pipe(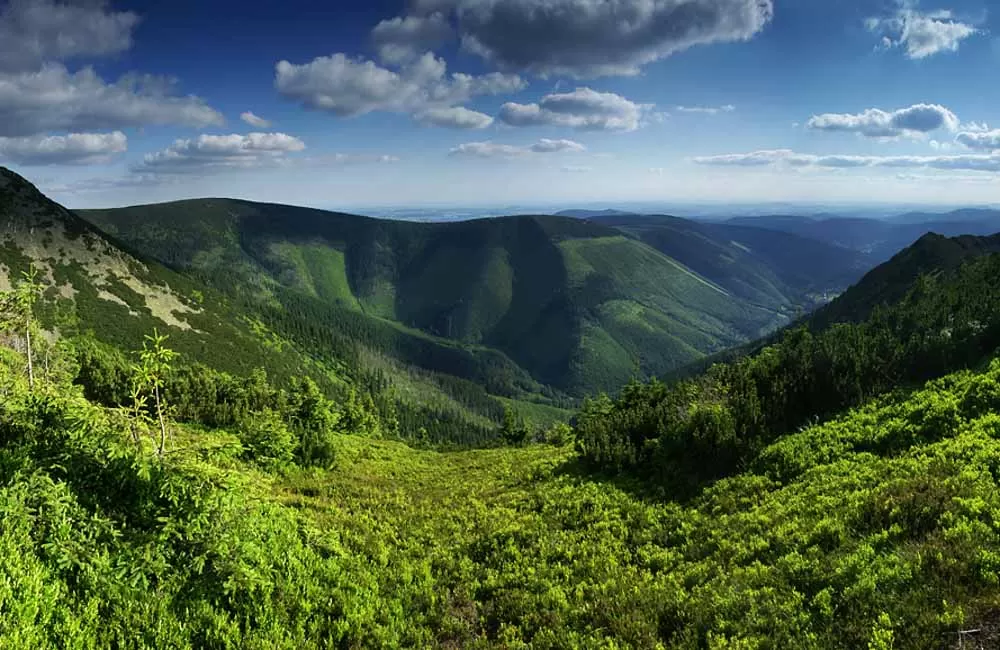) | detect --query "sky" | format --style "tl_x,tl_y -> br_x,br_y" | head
3,0 -> 1000,211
